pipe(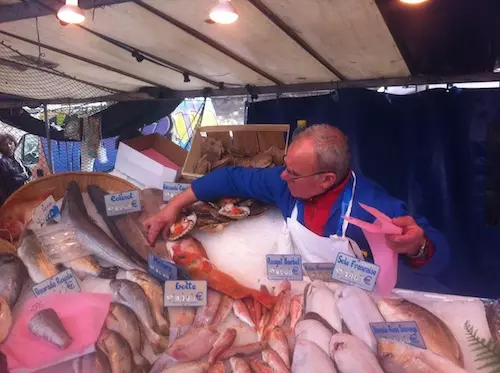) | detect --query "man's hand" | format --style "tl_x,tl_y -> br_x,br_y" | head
385,216 -> 425,256
144,204 -> 181,244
